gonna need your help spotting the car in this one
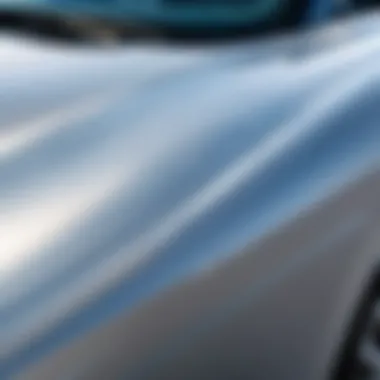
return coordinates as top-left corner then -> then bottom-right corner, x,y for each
0,0 -> 350,31
2,1 -> 380,380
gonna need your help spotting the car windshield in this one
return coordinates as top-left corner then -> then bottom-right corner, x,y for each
0,0 -> 301,41
0,0 -> 286,25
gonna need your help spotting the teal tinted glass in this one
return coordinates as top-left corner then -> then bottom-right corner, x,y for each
0,0 -> 289,27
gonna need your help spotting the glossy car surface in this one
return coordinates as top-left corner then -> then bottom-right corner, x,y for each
2,7 -> 380,380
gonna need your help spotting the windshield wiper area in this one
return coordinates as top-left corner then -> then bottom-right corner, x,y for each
0,0 -> 307,44
0,11 -> 136,43
0,11 -> 260,45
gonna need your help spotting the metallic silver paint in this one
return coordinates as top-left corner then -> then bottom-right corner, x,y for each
2,11 -> 380,379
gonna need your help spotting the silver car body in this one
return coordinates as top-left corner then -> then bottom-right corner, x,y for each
2,11 -> 380,380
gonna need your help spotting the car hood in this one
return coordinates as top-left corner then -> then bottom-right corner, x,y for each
2,12 -> 380,377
